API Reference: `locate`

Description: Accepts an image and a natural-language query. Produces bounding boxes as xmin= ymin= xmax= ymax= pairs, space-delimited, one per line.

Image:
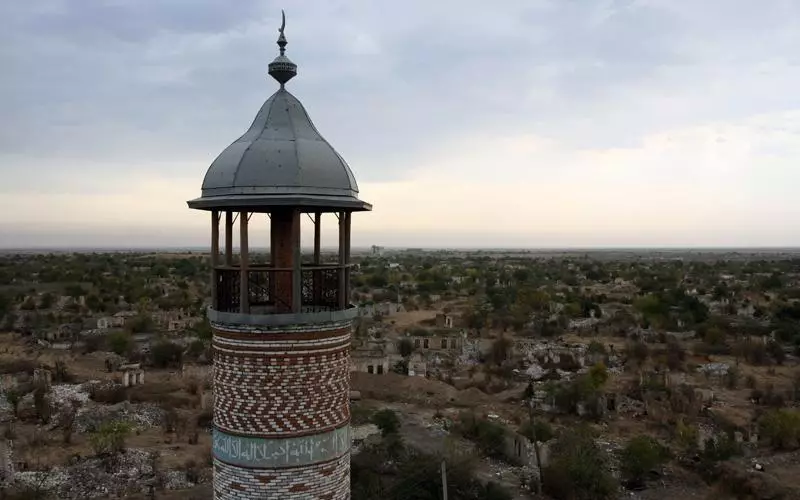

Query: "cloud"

xmin=1 ymin=0 xmax=799 ymax=246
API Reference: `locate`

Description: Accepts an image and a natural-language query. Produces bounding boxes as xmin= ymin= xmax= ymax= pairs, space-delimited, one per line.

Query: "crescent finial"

xmin=279 ymin=9 xmax=286 ymax=35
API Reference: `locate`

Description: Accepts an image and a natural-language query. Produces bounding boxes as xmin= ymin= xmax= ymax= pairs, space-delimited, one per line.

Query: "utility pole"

xmin=441 ymin=459 xmax=448 ymax=500
xmin=529 ymin=394 xmax=544 ymax=494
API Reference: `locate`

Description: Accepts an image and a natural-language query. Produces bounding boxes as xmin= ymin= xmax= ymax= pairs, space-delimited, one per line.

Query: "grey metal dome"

xmin=187 ymin=14 xmax=370 ymax=213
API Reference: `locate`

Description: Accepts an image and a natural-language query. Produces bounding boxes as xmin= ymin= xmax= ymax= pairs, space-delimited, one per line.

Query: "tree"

xmin=59 ymin=400 xmax=79 ymax=444
xmin=108 ymin=331 xmax=133 ymax=356
xmin=458 ymin=413 xmax=507 ymax=458
xmin=398 ymin=338 xmax=413 ymax=358
xmin=39 ymin=293 xmax=55 ymax=309
xmin=151 ymin=340 xmax=183 ymax=368
xmin=192 ymin=317 xmax=212 ymax=341
xmin=0 ymin=292 xmax=10 ymax=320
xmin=5 ymin=389 xmax=21 ymax=419
xmin=33 ymin=383 xmax=51 ymax=424
xmin=587 ymin=363 xmax=609 ymax=388
xmin=90 ymin=420 xmax=133 ymax=455
xmin=619 ymin=436 xmax=668 ymax=487
xmin=126 ymin=314 xmax=154 ymax=334
xmin=543 ymin=426 xmax=617 ymax=500
xmin=759 ymin=409 xmax=800 ymax=451
xmin=372 ymin=409 xmax=400 ymax=437
xmin=489 ymin=337 xmax=512 ymax=366
xmin=520 ymin=412 xmax=554 ymax=494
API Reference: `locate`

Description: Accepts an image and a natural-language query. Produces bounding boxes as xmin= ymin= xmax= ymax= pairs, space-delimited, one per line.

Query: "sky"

xmin=1 ymin=0 xmax=800 ymax=249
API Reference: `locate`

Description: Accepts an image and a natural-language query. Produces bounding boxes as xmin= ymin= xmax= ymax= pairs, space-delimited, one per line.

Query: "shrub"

xmin=32 ymin=383 xmax=51 ymax=424
xmin=519 ymin=419 xmax=554 ymax=443
xmin=372 ymin=409 xmax=400 ymax=437
xmin=626 ymin=341 xmax=649 ymax=364
xmin=151 ymin=340 xmax=183 ymax=368
xmin=675 ymin=419 xmax=699 ymax=452
xmin=5 ymin=389 xmax=22 ymax=418
xmin=457 ymin=413 xmax=507 ymax=459
xmin=90 ymin=384 xmax=127 ymax=404
xmin=665 ymin=341 xmax=686 ymax=370
xmin=542 ymin=426 xmax=617 ymax=499
xmin=90 ymin=420 xmax=133 ymax=455
xmin=759 ymin=409 xmax=800 ymax=451
xmin=108 ymin=331 xmax=133 ymax=356
xmin=619 ymin=436 xmax=668 ymax=485
xmin=700 ymin=432 xmax=740 ymax=463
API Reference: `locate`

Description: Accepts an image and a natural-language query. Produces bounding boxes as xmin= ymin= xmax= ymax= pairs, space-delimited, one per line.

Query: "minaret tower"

xmin=188 ymin=11 xmax=371 ymax=499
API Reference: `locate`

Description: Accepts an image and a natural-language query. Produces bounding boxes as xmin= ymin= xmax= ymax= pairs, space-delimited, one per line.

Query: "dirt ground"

xmin=387 ymin=310 xmax=440 ymax=328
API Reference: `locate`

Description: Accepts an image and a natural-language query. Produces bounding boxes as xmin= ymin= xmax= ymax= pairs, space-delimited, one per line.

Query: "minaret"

xmin=188 ymin=11 xmax=371 ymax=499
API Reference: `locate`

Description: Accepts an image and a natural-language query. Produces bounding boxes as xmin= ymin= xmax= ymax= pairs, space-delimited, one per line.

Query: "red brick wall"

xmin=212 ymin=325 xmax=351 ymax=437
xmin=214 ymin=454 xmax=350 ymax=500
xmin=211 ymin=319 xmax=353 ymax=499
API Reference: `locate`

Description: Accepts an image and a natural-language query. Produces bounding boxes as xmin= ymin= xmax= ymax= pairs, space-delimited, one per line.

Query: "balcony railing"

xmin=214 ymin=264 xmax=349 ymax=314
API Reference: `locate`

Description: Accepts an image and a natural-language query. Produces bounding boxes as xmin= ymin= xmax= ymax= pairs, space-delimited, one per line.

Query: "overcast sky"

xmin=1 ymin=0 xmax=799 ymax=249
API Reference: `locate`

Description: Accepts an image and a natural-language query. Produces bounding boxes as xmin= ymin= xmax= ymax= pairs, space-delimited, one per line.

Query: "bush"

xmin=519 ymin=419 xmax=554 ymax=443
xmin=372 ymin=409 xmax=400 ymax=437
xmin=619 ymin=436 xmax=668 ymax=485
xmin=108 ymin=331 xmax=133 ymax=356
xmin=151 ymin=340 xmax=183 ymax=368
xmin=665 ymin=341 xmax=686 ymax=370
xmin=90 ymin=384 xmax=127 ymax=404
xmin=675 ymin=419 xmax=699 ymax=452
xmin=626 ymin=341 xmax=649 ymax=364
xmin=458 ymin=412 xmax=508 ymax=459
xmin=759 ymin=409 xmax=800 ymax=451
xmin=197 ymin=408 xmax=213 ymax=429
xmin=90 ymin=420 xmax=133 ymax=455
xmin=542 ymin=426 xmax=617 ymax=500
xmin=700 ymin=432 xmax=740 ymax=464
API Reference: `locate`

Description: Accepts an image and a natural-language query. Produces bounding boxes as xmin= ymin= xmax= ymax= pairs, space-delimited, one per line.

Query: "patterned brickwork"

xmin=211 ymin=316 xmax=353 ymax=499
xmin=212 ymin=325 xmax=351 ymax=437
xmin=213 ymin=453 xmax=350 ymax=500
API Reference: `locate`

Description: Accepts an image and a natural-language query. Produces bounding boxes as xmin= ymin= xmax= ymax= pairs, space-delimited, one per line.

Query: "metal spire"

xmin=277 ymin=9 xmax=287 ymax=55
xmin=268 ymin=9 xmax=297 ymax=87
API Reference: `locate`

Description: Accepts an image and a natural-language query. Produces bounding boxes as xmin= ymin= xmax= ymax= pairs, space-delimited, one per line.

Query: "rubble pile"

xmin=50 ymin=384 xmax=92 ymax=407
xmin=75 ymin=402 xmax=165 ymax=433
xmin=12 ymin=448 xmax=202 ymax=499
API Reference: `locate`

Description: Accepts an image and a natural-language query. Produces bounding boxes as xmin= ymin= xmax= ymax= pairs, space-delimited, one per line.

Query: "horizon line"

xmin=1 ymin=245 xmax=800 ymax=253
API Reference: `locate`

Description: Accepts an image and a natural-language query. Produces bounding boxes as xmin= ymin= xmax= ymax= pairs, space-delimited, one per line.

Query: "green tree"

xmin=108 ymin=331 xmax=133 ymax=356
xmin=192 ymin=317 xmax=212 ymax=341
xmin=759 ymin=409 xmax=800 ymax=451
xmin=398 ymin=338 xmax=413 ymax=358
xmin=0 ymin=293 xmax=10 ymax=320
xmin=126 ymin=313 xmax=154 ymax=334
xmin=619 ymin=436 xmax=668 ymax=485
xmin=458 ymin=413 xmax=507 ymax=458
xmin=542 ymin=426 xmax=617 ymax=500
xmin=151 ymin=340 xmax=183 ymax=369
xmin=372 ymin=409 xmax=401 ymax=437
xmin=90 ymin=420 xmax=133 ymax=455
xmin=39 ymin=293 xmax=55 ymax=309
xmin=489 ymin=337 xmax=512 ymax=366
xmin=33 ymin=383 xmax=51 ymax=424
xmin=587 ymin=363 xmax=609 ymax=388
xmin=5 ymin=389 xmax=21 ymax=419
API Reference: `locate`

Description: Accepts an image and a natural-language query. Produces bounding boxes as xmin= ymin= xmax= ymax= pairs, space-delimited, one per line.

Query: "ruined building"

xmin=188 ymin=12 xmax=371 ymax=499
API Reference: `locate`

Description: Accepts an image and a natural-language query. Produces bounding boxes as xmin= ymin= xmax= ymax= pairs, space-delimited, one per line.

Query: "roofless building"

xmin=188 ymin=11 xmax=371 ymax=499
